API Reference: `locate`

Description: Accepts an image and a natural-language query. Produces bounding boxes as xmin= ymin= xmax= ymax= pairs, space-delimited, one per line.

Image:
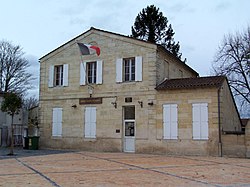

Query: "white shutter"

xmin=116 ymin=58 xmax=123 ymax=83
xmin=85 ymin=107 xmax=96 ymax=138
xmin=163 ymin=105 xmax=171 ymax=139
xmin=85 ymin=107 xmax=91 ymax=138
xmin=80 ymin=62 xmax=86 ymax=85
xmin=57 ymin=108 xmax=62 ymax=136
xmin=63 ymin=64 xmax=69 ymax=87
xmin=52 ymin=108 xmax=62 ymax=136
xmin=52 ymin=108 xmax=57 ymax=136
xmin=135 ymin=56 xmax=142 ymax=81
xmin=48 ymin=65 xmax=54 ymax=88
xmin=163 ymin=104 xmax=178 ymax=139
xmin=192 ymin=103 xmax=208 ymax=140
xmin=96 ymin=60 xmax=103 ymax=84
xmin=170 ymin=104 xmax=178 ymax=139
xmin=90 ymin=107 xmax=96 ymax=138
xmin=200 ymin=103 xmax=208 ymax=139
xmin=192 ymin=104 xmax=201 ymax=139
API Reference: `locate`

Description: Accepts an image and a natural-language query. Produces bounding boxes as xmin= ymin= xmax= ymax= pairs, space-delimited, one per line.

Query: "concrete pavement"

xmin=0 ymin=148 xmax=250 ymax=186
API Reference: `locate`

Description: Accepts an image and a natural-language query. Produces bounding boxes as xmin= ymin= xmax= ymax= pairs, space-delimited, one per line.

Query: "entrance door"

xmin=123 ymin=106 xmax=135 ymax=152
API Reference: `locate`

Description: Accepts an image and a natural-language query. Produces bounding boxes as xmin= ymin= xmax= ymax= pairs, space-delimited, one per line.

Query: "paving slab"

xmin=0 ymin=148 xmax=250 ymax=187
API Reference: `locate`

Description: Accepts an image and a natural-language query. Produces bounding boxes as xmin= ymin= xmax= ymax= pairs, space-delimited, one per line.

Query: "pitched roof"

xmin=156 ymin=76 xmax=226 ymax=90
xmin=39 ymin=27 xmax=198 ymax=76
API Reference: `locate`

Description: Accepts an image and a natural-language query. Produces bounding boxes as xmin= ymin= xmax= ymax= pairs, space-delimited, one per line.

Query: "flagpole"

xmin=77 ymin=42 xmax=94 ymax=91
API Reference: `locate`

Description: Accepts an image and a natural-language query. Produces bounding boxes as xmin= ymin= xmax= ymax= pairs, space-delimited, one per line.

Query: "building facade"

xmin=39 ymin=28 xmax=242 ymax=156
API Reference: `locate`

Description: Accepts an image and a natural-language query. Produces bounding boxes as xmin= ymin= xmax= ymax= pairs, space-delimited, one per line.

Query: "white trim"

xmin=116 ymin=58 xmax=123 ymax=83
xmin=96 ymin=60 xmax=103 ymax=84
xmin=135 ymin=56 xmax=142 ymax=81
xmin=52 ymin=108 xmax=62 ymax=137
xmin=163 ymin=104 xmax=178 ymax=140
xmin=63 ymin=64 xmax=69 ymax=87
xmin=48 ymin=65 xmax=54 ymax=88
xmin=84 ymin=107 xmax=96 ymax=139
xmin=80 ymin=62 xmax=86 ymax=85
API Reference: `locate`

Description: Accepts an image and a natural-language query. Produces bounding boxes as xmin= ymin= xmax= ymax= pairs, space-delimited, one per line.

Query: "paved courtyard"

xmin=0 ymin=148 xmax=250 ymax=187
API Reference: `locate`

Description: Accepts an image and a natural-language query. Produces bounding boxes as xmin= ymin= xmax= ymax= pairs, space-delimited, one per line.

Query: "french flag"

xmin=77 ymin=43 xmax=101 ymax=56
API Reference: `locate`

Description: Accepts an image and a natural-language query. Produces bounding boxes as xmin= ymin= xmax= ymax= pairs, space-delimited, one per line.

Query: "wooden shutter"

xmin=192 ymin=103 xmax=201 ymax=139
xmin=85 ymin=107 xmax=96 ymax=138
xmin=52 ymin=108 xmax=62 ymax=136
xmin=163 ymin=105 xmax=171 ymax=139
xmin=170 ymin=104 xmax=178 ymax=139
xmin=80 ymin=62 xmax=86 ymax=85
xmin=135 ymin=56 xmax=142 ymax=81
xmin=63 ymin=64 xmax=69 ymax=87
xmin=163 ymin=104 xmax=178 ymax=139
xmin=192 ymin=103 xmax=208 ymax=140
xmin=48 ymin=65 xmax=54 ymax=88
xmin=116 ymin=58 xmax=123 ymax=83
xmin=96 ymin=60 xmax=103 ymax=84
xmin=200 ymin=103 xmax=208 ymax=139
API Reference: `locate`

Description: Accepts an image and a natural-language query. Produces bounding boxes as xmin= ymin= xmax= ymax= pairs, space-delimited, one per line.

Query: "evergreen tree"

xmin=131 ymin=5 xmax=182 ymax=59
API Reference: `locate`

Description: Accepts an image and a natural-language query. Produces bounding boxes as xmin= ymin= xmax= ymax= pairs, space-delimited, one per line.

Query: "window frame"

xmin=123 ymin=57 xmax=135 ymax=82
xmin=86 ymin=61 xmax=97 ymax=84
xmin=54 ymin=65 xmax=64 ymax=86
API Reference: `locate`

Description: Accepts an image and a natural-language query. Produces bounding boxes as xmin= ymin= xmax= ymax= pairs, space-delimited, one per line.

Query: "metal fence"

xmin=0 ymin=124 xmax=26 ymax=147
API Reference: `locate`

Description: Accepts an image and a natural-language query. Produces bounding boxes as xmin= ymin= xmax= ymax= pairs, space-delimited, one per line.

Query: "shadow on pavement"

xmin=0 ymin=147 xmax=73 ymax=159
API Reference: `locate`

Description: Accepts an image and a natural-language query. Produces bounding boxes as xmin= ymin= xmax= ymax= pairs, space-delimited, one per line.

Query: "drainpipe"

xmin=218 ymin=87 xmax=222 ymax=157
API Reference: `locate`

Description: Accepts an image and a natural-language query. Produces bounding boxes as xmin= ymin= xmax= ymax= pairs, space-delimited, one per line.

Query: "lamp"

xmin=138 ymin=101 xmax=143 ymax=108
xmin=71 ymin=104 xmax=77 ymax=108
xmin=111 ymin=102 xmax=117 ymax=108
xmin=148 ymin=101 xmax=154 ymax=106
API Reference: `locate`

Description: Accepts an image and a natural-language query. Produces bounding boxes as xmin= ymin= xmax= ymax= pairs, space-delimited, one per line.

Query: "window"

xmin=80 ymin=61 xmax=103 ymax=85
xmin=124 ymin=106 xmax=135 ymax=120
xmin=52 ymin=108 xmax=62 ymax=137
xmin=54 ymin=65 xmax=63 ymax=86
xmin=124 ymin=106 xmax=135 ymax=137
xmin=124 ymin=58 xmax=135 ymax=81
xmin=84 ymin=107 xmax=96 ymax=138
xmin=87 ymin=62 xmax=97 ymax=84
xmin=163 ymin=104 xmax=178 ymax=139
xmin=48 ymin=64 xmax=69 ymax=87
xmin=192 ymin=103 xmax=208 ymax=140
xmin=116 ymin=56 xmax=142 ymax=83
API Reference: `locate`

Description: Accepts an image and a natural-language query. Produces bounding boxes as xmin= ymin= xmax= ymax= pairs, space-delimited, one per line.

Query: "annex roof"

xmin=156 ymin=76 xmax=226 ymax=90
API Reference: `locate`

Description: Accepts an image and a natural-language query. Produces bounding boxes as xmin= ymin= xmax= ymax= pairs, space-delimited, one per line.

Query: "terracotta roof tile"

xmin=156 ymin=76 xmax=226 ymax=90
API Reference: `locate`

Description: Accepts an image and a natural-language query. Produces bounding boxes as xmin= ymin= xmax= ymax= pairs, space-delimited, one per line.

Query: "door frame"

xmin=123 ymin=119 xmax=136 ymax=152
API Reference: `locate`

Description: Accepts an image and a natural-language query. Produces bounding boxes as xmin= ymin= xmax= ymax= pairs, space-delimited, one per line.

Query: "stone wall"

xmin=156 ymin=87 xmax=220 ymax=156
xmin=220 ymin=81 xmax=241 ymax=132
xmin=222 ymin=134 xmax=246 ymax=158
xmin=221 ymin=120 xmax=250 ymax=158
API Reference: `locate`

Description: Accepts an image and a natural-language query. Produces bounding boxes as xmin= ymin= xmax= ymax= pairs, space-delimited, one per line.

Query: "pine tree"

xmin=131 ymin=5 xmax=182 ymax=60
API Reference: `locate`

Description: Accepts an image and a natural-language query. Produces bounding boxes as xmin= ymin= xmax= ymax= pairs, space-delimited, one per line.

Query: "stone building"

xmin=39 ymin=27 xmax=242 ymax=156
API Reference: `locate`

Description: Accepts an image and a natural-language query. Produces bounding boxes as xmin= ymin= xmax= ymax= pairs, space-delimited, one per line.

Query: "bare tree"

xmin=0 ymin=40 xmax=32 ymax=94
xmin=23 ymin=96 xmax=39 ymax=110
xmin=213 ymin=26 xmax=250 ymax=116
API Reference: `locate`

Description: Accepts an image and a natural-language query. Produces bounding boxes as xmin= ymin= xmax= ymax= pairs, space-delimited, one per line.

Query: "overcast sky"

xmin=0 ymin=0 xmax=249 ymax=98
